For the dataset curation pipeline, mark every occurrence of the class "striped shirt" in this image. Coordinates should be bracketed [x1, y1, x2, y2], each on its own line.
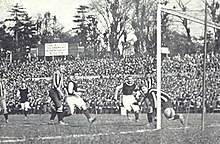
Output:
[145, 77, 154, 89]
[52, 71, 64, 90]
[143, 88, 172, 109]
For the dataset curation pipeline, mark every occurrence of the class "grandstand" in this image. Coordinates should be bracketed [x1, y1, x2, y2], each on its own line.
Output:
[1, 53, 220, 115]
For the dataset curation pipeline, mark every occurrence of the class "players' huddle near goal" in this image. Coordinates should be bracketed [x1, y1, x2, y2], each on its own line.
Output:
[0, 65, 184, 127]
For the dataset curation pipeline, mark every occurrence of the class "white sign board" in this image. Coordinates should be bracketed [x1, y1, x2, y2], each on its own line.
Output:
[45, 43, 68, 56]
[161, 47, 170, 54]
[78, 46, 85, 53]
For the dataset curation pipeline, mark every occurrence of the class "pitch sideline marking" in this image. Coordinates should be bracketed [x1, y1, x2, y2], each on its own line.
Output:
[0, 128, 157, 143]
[2, 124, 220, 143]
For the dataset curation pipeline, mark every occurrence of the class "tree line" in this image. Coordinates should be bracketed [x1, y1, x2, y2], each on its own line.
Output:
[0, 0, 219, 60]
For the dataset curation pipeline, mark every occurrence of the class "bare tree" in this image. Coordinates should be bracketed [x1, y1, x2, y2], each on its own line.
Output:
[205, 0, 220, 52]
[175, 0, 192, 41]
[174, 0, 194, 53]
[132, 0, 156, 54]
[91, 0, 133, 57]
[36, 12, 64, 44]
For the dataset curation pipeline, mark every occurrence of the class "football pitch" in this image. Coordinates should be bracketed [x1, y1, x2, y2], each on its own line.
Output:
[0, 113, 220, 144]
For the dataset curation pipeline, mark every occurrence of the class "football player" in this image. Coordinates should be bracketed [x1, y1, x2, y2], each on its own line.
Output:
[114, 75, 140, 122]
[48, 65, 67, 125]
[64, 72, 96, 124]
[17, 81, 31, 120]
[140, 86, 184, 126]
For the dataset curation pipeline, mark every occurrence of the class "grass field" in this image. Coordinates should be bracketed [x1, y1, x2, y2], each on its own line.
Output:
[0, 113, 220, 144]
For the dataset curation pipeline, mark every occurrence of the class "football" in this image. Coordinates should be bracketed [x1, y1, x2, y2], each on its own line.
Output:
[164, 108, 175, 119]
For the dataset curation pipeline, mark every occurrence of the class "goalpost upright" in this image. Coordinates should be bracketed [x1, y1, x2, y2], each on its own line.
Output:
[156, 0, 220, 130]
[201, 0, 208, 132]
[156, 0, 162, 130]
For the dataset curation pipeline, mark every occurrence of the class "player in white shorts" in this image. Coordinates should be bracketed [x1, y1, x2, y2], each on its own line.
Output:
[65, 72, 96, 124]
[17, 81, 31, 120]
[114, 75, 140, 122]
[0, 72, 9, 123]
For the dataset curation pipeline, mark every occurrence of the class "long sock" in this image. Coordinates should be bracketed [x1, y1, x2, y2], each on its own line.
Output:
[63, 110, 71, 117]
[4, 113, 8, 121]
[126, 110, 129, 117]
[50, 112, 57, 120]
[84, 109, 91, 120]
[147, 113, 153, 123]
[24, 110, 28, 117]
[173, 114, 180, 120]
[57, 112, 63, 122]
[135, 112, 139, 120]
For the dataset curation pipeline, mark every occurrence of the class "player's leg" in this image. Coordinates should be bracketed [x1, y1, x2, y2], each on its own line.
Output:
[48, 105, 57, 125]
[130, 96, 140, 122]
[49, 89, 67, 125]
[142, 97, 156, 126]
[61, 97, 73, 118]
[76, 97, 96, 124]
[1, 100, 9, 123]
[146, 110, 155, 122]
[24, 101, 30, 119]
[122, 95, 132, 120]
[20, 102, 26, 117]
[146, 110, 156, 127]
[173, 113, 184, 125]
[131, 104, 140, 122]
[134, 109, 140, 122]
[65, 96, 75, 115]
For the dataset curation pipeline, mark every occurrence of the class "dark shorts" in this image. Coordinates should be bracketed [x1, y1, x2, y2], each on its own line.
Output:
[162, 100, 173, 110]
[49, 89, 62, 109]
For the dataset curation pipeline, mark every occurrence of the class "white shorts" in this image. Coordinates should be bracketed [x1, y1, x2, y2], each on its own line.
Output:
[66, 96, 87, 114]
[0, 99, 7, 114]
[21, 102, 30, 110]
[122, 95, 139, 112]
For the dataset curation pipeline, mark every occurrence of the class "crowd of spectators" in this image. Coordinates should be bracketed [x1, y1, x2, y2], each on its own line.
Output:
[1, 52, 220, 114]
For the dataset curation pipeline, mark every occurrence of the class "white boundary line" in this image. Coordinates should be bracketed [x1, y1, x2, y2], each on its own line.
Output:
[1, 124, 220, 143]
[0, 136, 22, 139]
[0, 124, 33, 127]
[0, 129, 157, 143]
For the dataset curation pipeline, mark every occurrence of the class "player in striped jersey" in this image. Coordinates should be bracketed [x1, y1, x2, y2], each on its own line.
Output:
[144, 73, 154, 90]
[0, 72, 9, 123]
[140, 86, 184, 126]
[48, 65, 67, 125]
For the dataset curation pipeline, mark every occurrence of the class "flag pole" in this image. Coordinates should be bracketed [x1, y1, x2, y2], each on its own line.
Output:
[202, 0, 207, 131]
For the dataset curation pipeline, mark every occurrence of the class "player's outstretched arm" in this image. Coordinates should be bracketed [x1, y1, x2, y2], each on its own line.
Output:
[114, 84, 123, 100]
[77, 88, 86, 93]
[16, 90, 20, 98]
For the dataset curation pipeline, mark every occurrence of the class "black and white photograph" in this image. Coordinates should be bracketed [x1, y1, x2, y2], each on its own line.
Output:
[0, 0, 219, 143]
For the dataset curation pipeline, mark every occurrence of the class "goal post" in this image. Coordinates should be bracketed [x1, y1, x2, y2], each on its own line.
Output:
[156, 1, 162, 130]
[156, 0, 220, 130]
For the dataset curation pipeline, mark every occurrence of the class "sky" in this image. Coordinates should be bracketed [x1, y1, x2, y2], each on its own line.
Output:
[0, 0, 215, 37]
[0, 0, 91, 31]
